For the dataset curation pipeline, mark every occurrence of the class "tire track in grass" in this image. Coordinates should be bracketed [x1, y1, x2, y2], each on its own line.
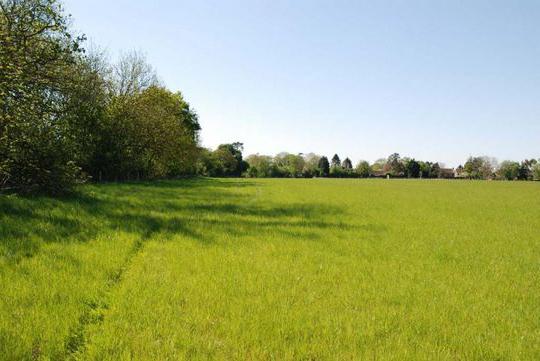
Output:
[62, 237, 145, 360]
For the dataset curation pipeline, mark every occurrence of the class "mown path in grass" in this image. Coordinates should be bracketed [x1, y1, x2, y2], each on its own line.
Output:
[1, 179, 540, 360]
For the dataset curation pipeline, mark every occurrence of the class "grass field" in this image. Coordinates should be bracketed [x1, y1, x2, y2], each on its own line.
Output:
[1, 178, 539, 360]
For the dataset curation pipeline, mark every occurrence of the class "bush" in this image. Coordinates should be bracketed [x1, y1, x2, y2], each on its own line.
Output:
[0, 121, 85, 194]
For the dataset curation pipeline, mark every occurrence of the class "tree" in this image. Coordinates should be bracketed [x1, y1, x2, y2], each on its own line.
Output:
[318, 156, 330, 177]
[212, 143, 246, 177]
[371, 159, 386, 173]
[431, 162, 441, 179]
[64, 50, 113, 180]
[386, 153, 404, 177]
[135, 87, 200, 177]
[479, 157, 496, 179]
[246, 154, 274, 178]
[517, 159, 537, 180]
[273, 153, 290, 177]
[329, 154, 343, 177]
[340, 157, 353, 178]
[287, 154, 305, 178]
[302, 153, 321, 178]
[464, 157, 483, 179]
[113, 50, 159, 96]
[212, 146, 238, 176]
[464, 156, 495, 179]
[498, 161, 520, 180]
[329, 165, 345, 178]
[405, 159, 420, 178]
[355, 160, 371, 178]
[0, 0, 86, 193]
[331, 154, 341, 168]
[273, 152, 305, 178]
[96, 86, 201, 180]
[0, 0, 205, 193]
[196, 148, 218, 176]
[532, 160, 540, 181]
[419, 161, 431, 178]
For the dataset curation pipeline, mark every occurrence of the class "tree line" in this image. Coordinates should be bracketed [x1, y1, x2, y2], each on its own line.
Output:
[459, 156, 540, 181]
[241, 152, 540, 181]
[1, 0, 200, 194]
[1, 1, 539, 196]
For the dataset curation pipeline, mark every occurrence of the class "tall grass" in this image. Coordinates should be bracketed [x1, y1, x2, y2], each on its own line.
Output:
[1, 179, 539, 360]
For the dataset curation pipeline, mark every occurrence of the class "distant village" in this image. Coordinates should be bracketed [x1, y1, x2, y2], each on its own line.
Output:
[234, 150, 540, 181]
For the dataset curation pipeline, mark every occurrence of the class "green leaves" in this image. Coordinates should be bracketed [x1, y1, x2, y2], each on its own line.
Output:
[1, 0, 86, 194]
[0, 2, 202, 194]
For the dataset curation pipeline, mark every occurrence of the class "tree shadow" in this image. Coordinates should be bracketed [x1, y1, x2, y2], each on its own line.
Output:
[0, 178, 385, 262]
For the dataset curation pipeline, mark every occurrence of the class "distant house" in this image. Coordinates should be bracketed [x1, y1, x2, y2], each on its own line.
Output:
[439, 168, 455, 179]
[371, 170, 391, 178]
[454, 165, 466, 178]
[371, 168, 456, 179]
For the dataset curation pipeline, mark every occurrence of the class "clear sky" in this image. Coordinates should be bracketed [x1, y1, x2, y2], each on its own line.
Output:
[63, 0, 539, 167]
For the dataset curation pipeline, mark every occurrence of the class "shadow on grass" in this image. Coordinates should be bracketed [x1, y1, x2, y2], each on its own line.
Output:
[0, 178, 384, 261]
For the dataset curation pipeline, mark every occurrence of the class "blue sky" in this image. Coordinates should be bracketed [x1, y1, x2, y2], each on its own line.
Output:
[64, 0, 540, 166]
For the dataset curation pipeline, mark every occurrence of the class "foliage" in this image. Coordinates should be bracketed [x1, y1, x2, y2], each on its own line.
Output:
[0, 0, 86, 193]
[1, 1, 538, 194]
[318, 156, 330, 177]
[355, 160, 371, 178]
[517, 159, 537, 181]
[386, 153, 404, 176]
[246, 153, 324, 178]
[245, 154, 274, 178]
[371, 159, 386, 172]
[532, 160, 540, 181]
[431, 162, 441, 178]
[100, 86, 200, 180]
[243, 152, 539, 181]
[498, 161, 520, 180]
[327, 155, 353, 178]
[464, 156, 495, 180]
[404, 159, 421, 178]
[271, 153, 303, 178]
[331, 154, 341, 168]
[0, 2, 202, 193]
[329, 164, 344, 178]
[112, 50, 159, 96]
[302, 153, 322, 178]
[199, 143, 247, 177]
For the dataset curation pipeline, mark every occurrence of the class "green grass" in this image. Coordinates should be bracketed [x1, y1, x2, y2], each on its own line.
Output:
[1, 178, 539, 360]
